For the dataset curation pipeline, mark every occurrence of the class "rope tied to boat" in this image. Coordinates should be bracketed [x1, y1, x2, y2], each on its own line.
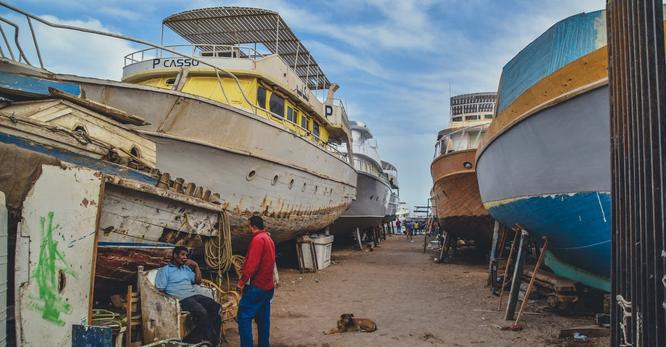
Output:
[204, 210, 234, 280]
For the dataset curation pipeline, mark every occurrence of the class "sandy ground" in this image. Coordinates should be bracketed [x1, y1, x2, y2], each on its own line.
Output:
[223, 235, 608, 347]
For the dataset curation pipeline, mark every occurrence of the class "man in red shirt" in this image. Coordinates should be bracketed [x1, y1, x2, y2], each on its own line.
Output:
[236, 215, 276, 347]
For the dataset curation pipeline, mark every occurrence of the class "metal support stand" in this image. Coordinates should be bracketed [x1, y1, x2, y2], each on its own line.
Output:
[504, 229, 528, 320]
[355, 227, 363, 251]
[488, 221, 500, 286]
[437, 231, 448, 263]
[498, 228, 520, 309]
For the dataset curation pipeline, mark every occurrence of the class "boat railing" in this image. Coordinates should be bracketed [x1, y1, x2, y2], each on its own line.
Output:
[0, 2, 348, 162]
[123, 44, 267, 66]
[433, 123, 488, 158]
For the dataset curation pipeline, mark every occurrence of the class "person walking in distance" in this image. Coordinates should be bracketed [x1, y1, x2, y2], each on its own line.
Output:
[237, 215, 276, 347]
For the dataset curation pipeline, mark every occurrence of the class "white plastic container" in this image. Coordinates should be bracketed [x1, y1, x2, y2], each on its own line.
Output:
[298, 234, 334, 270]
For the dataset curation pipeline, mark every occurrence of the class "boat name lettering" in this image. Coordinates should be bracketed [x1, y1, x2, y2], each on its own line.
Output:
[151, 58, 200, 69]
[325, 105, 333, 117]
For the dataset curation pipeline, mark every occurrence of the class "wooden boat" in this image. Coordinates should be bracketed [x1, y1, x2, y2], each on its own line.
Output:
[474, 9, 638, 291]
[0, 97, 230, 283]
[430, 92, 496, 247]
[0, 5, 357, 251]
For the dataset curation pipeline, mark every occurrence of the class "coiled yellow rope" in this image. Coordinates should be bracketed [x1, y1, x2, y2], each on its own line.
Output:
[204, 211, 234, 281]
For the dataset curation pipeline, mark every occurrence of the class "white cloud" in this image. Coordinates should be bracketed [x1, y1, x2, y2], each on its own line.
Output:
[25, 15, 137, 80]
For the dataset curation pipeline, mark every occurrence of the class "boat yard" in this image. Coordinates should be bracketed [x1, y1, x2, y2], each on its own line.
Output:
[0, 1, 665, 347]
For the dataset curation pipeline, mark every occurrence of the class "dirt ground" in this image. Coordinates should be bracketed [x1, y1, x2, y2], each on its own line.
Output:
[223, 235, 609, 347]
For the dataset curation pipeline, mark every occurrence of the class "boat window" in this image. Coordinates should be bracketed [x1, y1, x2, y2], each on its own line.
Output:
[313, 122, 320, 138]
[257, 87, 267, 109]
[465, 115, 480, 121]
[270, 93, 285, 117]
[452, 116, 463, 122]
[301, 114, 309, 129]
[484, 114, 493, 119]
[287, 107, 296, 123]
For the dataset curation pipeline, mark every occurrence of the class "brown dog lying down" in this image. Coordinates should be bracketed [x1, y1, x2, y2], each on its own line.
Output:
[324, 313, 377, 334]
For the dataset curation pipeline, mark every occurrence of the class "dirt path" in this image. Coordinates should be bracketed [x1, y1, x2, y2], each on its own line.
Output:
[223, 236, 607, 346]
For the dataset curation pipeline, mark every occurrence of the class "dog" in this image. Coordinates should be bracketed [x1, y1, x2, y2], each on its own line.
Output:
[324, 313, 377, 334]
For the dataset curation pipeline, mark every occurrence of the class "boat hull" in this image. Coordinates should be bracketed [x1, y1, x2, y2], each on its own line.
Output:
[431, 149, 494, 246]
[0, 62, 357, 251]
[329, 171, 391, 236]
[477, 85, 611, 291]
[150, 135, 353, 248]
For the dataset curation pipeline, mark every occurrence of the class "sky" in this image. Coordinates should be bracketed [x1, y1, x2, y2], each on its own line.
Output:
[3, 0, 606, 211]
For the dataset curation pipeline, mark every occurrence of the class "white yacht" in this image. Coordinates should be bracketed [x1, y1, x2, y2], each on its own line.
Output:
[330, 121, 391, 236]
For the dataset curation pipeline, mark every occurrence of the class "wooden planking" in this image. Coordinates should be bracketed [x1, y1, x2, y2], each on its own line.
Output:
[48, 87, 149, 126]
[432, 172, 489, 220]
[431, 149, 476, 183]
[1, 99, 157, 166]
[98, 184, 218, 244]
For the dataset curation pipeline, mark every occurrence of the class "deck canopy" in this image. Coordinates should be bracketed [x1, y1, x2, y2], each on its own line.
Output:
[163, 7, 331, 90]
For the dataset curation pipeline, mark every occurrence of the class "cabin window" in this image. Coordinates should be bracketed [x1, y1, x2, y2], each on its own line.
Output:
[465, 115, 480, 121]
[452, 116, 463, 122]
[313, 122, 320, 138]
[257, 87, 267, 109]
[287, 107, 296, 123]
[301, 115, 309, 129]
[269, 93, 285, 117]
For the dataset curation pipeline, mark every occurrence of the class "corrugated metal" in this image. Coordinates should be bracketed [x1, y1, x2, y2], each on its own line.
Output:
[163, 7, 331, 89]
[608, 1, 666, 346]
[497, 10, 606, 113]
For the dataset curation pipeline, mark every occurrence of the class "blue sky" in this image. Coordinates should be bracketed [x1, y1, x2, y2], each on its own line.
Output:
[5, 0, 605, 211]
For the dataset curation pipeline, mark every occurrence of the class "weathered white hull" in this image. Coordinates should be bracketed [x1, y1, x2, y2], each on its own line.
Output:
[0, 61, 357, 249]
[146, 134, 355, 247]
[330, 171, 391, 236]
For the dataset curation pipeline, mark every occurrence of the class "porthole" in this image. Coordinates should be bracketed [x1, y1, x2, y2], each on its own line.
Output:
[302, 182, 307, 192]
[314, 186, 318, 194]
[370, 195, 374, 200]
[130, 145, 141, 159]
[272, 175, 279, 186]
[246, 170, 256, 181]
[289, 179, 295, 189]
[463, 161, 473, 169]
[73, 125, 87, 135]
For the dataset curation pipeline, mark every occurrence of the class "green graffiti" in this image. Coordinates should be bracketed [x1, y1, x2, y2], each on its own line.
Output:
[31, 211, 76, 326]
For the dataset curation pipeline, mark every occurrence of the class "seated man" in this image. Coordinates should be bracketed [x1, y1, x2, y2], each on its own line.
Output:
[155, 246, 221, 346]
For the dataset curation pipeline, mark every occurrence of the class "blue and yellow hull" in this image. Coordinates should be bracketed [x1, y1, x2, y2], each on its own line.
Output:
[477, 9, 616, 291]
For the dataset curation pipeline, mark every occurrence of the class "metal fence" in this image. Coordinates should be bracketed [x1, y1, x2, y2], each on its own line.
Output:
[607, 1, 666, 345]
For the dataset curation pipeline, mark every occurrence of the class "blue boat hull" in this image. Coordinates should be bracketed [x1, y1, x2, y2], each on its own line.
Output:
[488, 192, 610, 291]
[0, 132, 157, 185]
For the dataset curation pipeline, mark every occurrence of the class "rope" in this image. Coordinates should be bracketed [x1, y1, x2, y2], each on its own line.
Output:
[92, 309, 124, 329]
[204, 211, 234, 284]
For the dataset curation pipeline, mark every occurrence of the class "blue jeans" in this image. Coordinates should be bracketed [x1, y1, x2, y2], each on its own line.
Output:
[238, 284, 274, 347]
